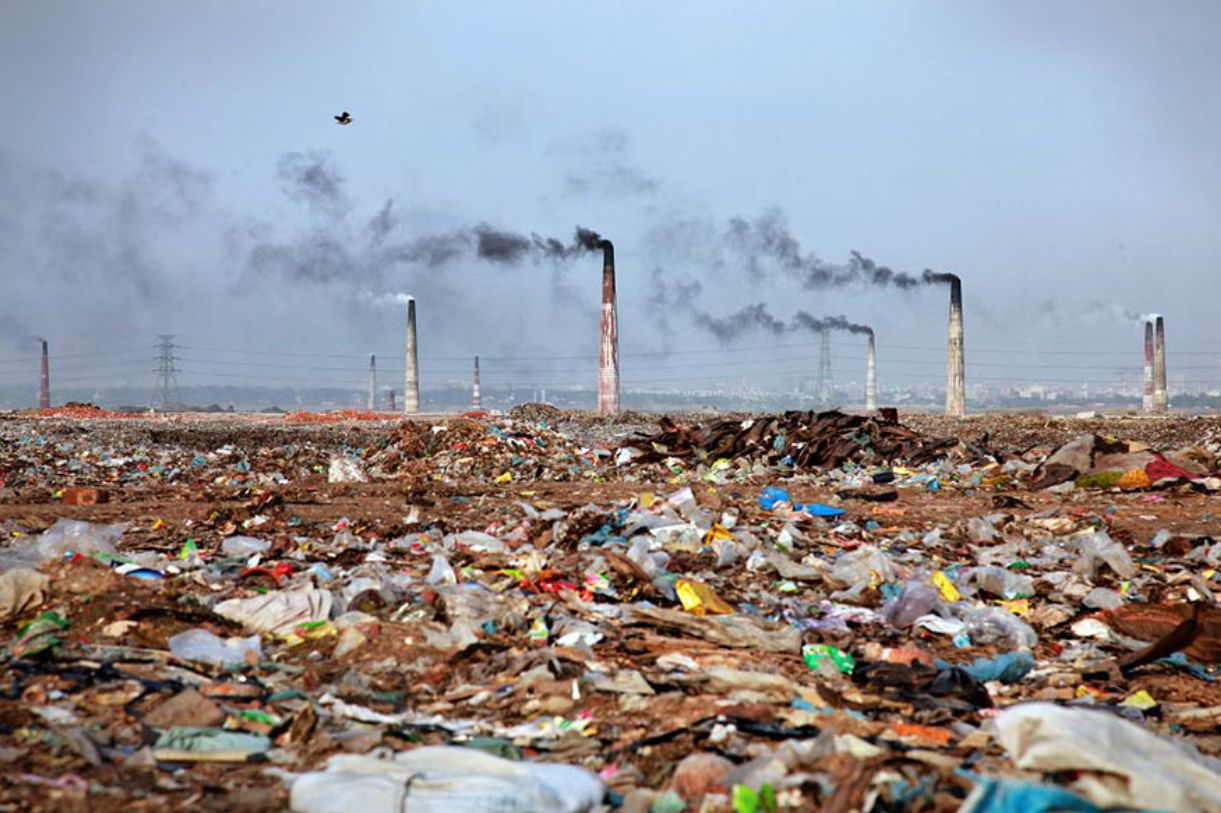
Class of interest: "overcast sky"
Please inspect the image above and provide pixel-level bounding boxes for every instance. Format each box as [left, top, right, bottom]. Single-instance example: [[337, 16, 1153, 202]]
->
[[2, 1, 1220, 398]]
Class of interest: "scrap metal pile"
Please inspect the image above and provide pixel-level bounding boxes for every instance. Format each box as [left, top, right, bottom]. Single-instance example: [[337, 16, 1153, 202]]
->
[[620, 410, 960, 471], [0, 410, 1219, 812]]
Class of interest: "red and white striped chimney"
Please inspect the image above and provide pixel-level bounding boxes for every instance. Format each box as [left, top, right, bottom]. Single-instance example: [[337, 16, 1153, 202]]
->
[[598, 240, 620, 415]]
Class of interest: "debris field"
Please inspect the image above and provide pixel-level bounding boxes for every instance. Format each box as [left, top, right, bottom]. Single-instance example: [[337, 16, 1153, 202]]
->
[[1, 408, 1219, 812]]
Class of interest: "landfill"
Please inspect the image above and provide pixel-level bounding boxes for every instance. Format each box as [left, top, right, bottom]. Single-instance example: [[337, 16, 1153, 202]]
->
[[1, 408, 1220, 811]]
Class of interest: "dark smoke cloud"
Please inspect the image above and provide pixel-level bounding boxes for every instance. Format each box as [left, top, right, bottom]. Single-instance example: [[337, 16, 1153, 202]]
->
[[0, 316, 41, 351], [790, 311, 873, 336], [470, 224, 605, 264], [276, 150, 348, 216], [645, 268, 703, 335], [848, 251, 919, 289], [692, 302, 877, 344], [367, 199, 395, 243], [550, 126, 660, 199], [693, 303, 788, 344], [244, 146, 608, 289], [921, 269, 961, 285], [649, 208, 959, 290]]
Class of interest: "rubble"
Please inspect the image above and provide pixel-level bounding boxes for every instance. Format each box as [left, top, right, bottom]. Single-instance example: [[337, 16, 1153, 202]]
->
[[1, 409, 1219, 811], [620, 410, 959, 471]]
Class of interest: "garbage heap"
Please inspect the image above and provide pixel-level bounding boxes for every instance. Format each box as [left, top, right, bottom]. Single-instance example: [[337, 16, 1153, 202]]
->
[[364, 416, 612, 483], [1, 411, 1220, 813], [620, 409, 960, 472]]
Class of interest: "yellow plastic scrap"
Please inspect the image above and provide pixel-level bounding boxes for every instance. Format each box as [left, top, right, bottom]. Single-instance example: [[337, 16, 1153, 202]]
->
[[675, 578, 734, 616], [1117, 468, 1153, 489], [997, 599, 1030, 616], [495, 472, 513, 483], [639, 492, 656, 509], [1121, 690, 1158, 710], [932, 571, 961, 602], [702, 524, 734, 546]]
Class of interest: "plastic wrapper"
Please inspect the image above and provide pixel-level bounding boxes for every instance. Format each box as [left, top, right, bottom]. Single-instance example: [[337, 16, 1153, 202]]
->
[[883, 581, 947, 628], [963, 566, 1035, 600], [962, 605, 1037, 649], [289, 745, 604, 813], [1071, 530, 1135, 580], [168, 628, 263, 666]]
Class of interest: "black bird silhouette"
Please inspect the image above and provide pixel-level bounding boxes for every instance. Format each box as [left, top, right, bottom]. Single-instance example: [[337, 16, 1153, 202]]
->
[[334, 111, 352, 125]]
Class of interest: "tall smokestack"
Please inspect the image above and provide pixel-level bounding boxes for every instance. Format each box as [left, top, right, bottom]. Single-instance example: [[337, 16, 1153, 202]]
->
[[367, 353, 377, 411], [865, 331, 877, 412], [404, 298, 420, 414], [471, 355, 483, 411], [1142, 320, 1155, 414], [1153, 315, 1169, 413], [38, 340, 50, 410], [944, 278, 965, 417], [598, 240, 620, 415]]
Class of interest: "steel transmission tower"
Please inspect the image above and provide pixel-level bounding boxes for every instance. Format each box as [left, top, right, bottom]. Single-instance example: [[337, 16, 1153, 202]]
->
[[815, 329, 833, 403], [154, 335, 181, 407]]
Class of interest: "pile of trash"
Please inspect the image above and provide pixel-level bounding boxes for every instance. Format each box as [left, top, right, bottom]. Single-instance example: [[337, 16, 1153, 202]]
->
[[620, 410, 959, 472], [1032, 433, 1220, 491], [364, 416, 610, 483], [1, 411, 1221, 811]]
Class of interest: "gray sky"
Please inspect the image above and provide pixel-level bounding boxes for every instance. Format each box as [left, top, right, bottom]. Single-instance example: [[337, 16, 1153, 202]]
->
[[2, 1, 1220, 398]]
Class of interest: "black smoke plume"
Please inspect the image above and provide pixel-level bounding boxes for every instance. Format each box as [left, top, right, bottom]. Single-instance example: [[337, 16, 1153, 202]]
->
[[651, 209, 960, 290], [694, 303, 788, 343], [790, 311, 873, 336]]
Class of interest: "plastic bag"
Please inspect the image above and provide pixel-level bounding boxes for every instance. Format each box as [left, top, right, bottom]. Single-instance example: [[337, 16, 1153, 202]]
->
[[966, 516, 999, 544], [0, 518, 126, 570], [830, 545, 897, 588], [1082, 587, 1124, 611], [221, 536, 270, 557], [214, 588, 333, 635], [1071, 530, 1135, 580], [962, 605, 1037, 649], [992, 702, 1221, 813], [963, 566, 1035, 600], [288, 745, 605, 813], [426, 554, 457, 585], [883, 581, 946, 628], [168, 628, 263, 666]]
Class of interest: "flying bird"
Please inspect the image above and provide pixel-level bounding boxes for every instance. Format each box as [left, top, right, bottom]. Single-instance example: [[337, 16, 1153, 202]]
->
[[334, 111, 352, 125]]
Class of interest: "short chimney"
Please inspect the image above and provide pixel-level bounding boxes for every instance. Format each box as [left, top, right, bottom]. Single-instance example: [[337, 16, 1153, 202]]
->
[[1142, 320, 1154, 413], [404, 298, 420, 414], [865, 330, 877, 412], [38, 340, 50, 409], [471, 355, 483, 411], [367, 353, 377, 411], [1153, 315, 1169, 412]]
